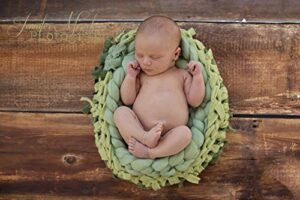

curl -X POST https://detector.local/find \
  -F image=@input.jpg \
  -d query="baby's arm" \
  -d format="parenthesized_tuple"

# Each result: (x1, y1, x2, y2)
(184, 61, 205, 107)
(120, 60, 141, 105)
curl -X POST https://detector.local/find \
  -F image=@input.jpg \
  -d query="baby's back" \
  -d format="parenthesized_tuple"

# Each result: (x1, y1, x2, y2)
(133, 67, 189, 133)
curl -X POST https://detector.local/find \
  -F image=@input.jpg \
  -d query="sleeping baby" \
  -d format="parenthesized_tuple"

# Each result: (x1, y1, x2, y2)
(114, 15, 205, 159)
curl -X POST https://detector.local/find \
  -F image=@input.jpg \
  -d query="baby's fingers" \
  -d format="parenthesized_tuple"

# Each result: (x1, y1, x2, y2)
(187, 64, 196, 72)
(187, 61, 202, 75)
(128, 60, 138, 67)
(127, 63, 134, 70)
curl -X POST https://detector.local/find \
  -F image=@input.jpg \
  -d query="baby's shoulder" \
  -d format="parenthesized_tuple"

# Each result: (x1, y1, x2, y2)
(175, 67, 190, 77)
(173, 67, 184, 73)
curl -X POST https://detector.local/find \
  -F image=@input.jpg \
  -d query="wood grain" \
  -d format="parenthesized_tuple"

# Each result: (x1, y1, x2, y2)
(1, 0, 300, 23)
(0, 112, 299, 199)
(0, 1, 299, 200)
(0, 23, 299, 114)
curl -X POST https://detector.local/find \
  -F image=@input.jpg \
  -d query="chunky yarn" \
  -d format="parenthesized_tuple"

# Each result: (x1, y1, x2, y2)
(81, 28, 230, 190)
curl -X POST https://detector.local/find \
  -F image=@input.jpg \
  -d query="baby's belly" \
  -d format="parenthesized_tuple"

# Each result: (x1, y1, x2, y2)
(133, 91, 189, 133)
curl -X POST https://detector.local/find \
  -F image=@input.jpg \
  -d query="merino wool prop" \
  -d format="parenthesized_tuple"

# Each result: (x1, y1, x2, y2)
(81, 28, 230, 190)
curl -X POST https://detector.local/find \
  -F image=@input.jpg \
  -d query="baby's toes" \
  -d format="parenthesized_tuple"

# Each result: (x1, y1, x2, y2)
(128, 144, 135, 153)
(157, 122, 163, 128)
(156, 123, 162, 130)
(160, 121, 166, 128)
(155, 126, 162, 134)
(128, 146, 134, 153)
(128, 138, 135, 147)
(158, 122, 165, 131)
(152, 124, 159, 131)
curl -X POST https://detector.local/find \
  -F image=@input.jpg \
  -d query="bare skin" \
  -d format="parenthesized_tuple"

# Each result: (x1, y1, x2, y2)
(113, 19, 205, 159)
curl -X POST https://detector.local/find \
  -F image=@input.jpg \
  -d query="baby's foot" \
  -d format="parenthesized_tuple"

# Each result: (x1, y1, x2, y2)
(128, 138, 150, 159)
(143, 122, 164, 148)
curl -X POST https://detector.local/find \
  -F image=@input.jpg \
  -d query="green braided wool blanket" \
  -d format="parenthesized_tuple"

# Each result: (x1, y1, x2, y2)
(81, 28, 230, 190)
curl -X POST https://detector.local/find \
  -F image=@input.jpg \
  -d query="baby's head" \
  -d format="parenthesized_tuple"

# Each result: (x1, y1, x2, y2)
(135, 15, 181, 76)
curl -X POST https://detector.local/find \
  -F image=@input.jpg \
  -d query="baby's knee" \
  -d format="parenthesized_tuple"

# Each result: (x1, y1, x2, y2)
(180, 126, 192, 143)
(113, 106, 129, 121)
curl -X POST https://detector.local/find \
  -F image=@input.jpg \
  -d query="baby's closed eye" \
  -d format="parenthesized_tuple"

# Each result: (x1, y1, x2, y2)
(136, 54, 143, 59)
(150, 55, 161, 60)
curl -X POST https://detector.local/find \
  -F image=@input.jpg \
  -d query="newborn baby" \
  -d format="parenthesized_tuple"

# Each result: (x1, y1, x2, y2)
(114, 15, 205, 159)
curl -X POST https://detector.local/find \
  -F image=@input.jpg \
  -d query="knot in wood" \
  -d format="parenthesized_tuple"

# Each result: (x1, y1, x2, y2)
(63, 154, 77, 165)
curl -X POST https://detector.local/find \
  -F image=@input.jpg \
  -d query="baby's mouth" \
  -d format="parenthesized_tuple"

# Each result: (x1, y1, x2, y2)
(142, 67, 152, 72)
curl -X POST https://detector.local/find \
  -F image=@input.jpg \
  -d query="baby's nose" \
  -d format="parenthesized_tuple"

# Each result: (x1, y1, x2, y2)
(143, 57, 151, 66)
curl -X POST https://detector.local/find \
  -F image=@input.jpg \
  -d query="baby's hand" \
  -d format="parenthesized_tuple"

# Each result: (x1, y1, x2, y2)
(187, 61, 202, 77)
(127, 60, 141, 78)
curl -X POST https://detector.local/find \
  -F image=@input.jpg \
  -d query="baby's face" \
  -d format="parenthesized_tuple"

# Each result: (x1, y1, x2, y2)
(135, 34, 180, 76)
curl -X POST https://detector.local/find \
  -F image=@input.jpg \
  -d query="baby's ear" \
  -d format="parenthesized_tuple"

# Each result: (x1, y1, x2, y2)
(174, 47, 181, 60)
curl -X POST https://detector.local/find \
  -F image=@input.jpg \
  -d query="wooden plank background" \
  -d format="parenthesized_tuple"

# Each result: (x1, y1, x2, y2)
(0, 0, 299, 199)
(0, 113, 299, 199)
(1, 23, 299, 114)
(1, 0, 300, 23)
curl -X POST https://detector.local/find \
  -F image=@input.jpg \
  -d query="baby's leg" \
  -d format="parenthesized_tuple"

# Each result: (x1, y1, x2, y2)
(114, 106, 163, 148)
(128, 125, 192, 159)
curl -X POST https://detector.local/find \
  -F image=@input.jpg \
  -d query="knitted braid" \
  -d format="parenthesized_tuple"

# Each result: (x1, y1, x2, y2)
(81, 28, 230, 190)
